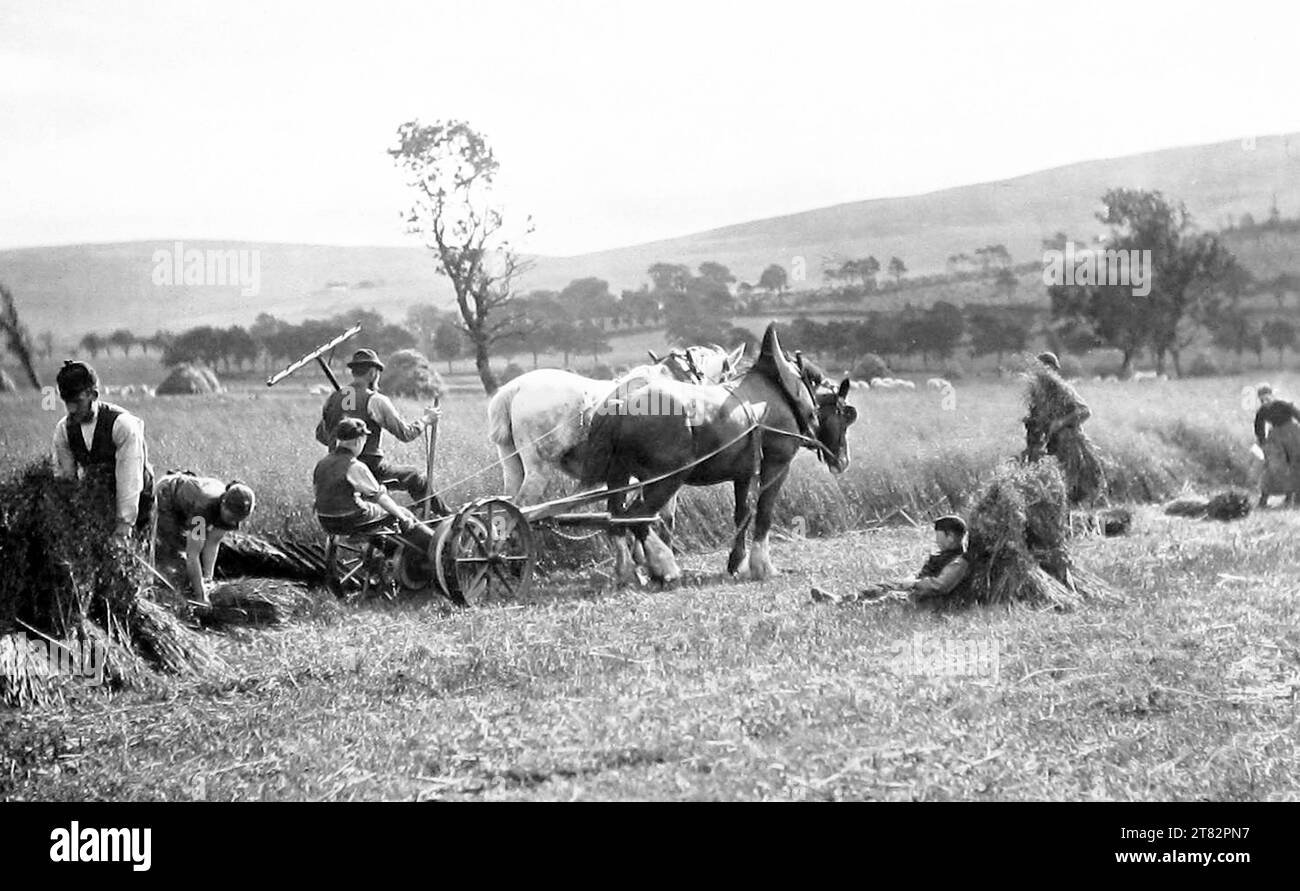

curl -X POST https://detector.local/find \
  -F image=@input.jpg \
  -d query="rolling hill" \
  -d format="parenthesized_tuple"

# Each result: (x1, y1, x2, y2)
(2, 132, 1299, 337)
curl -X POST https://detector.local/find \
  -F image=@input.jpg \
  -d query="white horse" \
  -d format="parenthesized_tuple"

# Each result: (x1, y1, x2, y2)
(487, 344, 745, 505)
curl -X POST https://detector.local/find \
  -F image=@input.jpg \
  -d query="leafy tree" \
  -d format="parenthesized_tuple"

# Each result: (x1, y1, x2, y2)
(1264, 318, 1297, 366)
(162, 326, 222, 367)
(664, 296, 729, 347)
(250, 313, 286, 369)
(922, 301, 965, 363)
(619, 287, 661, 326)
(946, 253, 974, 275)
(558, 277, 615, 320)
(78, 332, 104, 359)
(974, 244, 1011, 271)
(697, 262, 736, 288)
(758, 264, 789, 298)
(685, 274, 734, 316)
(108, 328, 137, 357)
(847, 313, 900, 360)
(846, 256, 881, 290)
(969, 307, 1029, 362)
(148, 330, 175, 357)
(1049, 190, 1237, 376)
(1049, 281, 1147, 374)
(390, 119, 532, 395)
(720, 324, 757, 354)
(328, 307, 387, 335)
(577, 319, 611, 362)
(647, 263, 691, 293)
(433, 319, 465, 373)
(404, 304, 445, 354)
(887, 256, 907, 286)
(825, 257, 880, 291)
(1045, 317, 1101, 357)
(1102, 189, 1235, 376)
(993, 267, 1018, 301)
(374, 323, 418, 357)
(221, 326, 259, 371)
(1268, 272, 1300, 309)
(547, 318, 583, 366)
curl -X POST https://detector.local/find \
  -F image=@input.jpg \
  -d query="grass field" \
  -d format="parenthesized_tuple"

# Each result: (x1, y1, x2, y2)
(2, 366, 1298, 799)
(0, 364, 1285, 547)
(2, 507, 1298, 800)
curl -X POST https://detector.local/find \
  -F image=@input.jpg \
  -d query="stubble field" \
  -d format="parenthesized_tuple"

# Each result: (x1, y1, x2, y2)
(1, 367, 1298, 800)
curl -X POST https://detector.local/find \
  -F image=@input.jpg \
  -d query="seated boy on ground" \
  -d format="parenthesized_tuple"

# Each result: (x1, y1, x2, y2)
(811, 515, 970, 607)
(313, 417, 435, 552)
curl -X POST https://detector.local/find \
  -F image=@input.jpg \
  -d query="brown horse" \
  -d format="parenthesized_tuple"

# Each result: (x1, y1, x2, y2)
(579, 323, 858, 583)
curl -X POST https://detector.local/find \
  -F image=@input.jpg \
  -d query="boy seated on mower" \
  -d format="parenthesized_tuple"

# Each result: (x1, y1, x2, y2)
(810, 515, 970, 608)
(313, 417, 435, 551)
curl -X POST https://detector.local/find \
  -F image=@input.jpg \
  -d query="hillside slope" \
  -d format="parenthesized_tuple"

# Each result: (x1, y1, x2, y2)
(2, 133, 1297, 335)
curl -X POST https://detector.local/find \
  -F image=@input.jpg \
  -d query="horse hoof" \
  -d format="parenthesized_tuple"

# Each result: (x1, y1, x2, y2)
(726, 551, 747, 575)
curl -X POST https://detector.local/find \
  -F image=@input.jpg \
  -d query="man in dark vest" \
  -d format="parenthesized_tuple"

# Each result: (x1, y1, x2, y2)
(810, 515, 970, 606)
(314, 349, 440, 504)
(52, 360, 155, 540)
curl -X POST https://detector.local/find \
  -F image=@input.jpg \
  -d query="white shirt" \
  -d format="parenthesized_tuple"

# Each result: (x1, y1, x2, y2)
(52, 401, 149, 527)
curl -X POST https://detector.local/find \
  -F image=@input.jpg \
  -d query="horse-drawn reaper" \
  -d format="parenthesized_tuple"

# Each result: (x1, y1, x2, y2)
(262, 323, 854, 604)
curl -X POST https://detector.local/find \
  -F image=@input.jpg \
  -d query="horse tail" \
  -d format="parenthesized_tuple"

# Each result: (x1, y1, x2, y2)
(487, 377, 526, 495)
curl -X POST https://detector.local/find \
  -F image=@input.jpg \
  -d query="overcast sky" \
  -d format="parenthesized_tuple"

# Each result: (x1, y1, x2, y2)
(2, 0, 1298, 256)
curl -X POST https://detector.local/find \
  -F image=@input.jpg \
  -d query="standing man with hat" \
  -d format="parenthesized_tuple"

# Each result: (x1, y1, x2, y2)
(152, 472, 257, 603)
(314, 348, 440, 505)
(1023, 351, 1104, 505)
(52, 360, 155, 540)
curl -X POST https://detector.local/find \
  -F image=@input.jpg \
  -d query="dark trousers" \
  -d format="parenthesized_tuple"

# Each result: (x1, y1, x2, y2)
(359, 455, 427, 501)
(359, 455, 449, 515)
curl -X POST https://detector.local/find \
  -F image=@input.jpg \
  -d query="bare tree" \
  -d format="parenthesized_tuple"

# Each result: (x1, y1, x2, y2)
(389, 119, 533, 395)
(0, 283, 42, 388)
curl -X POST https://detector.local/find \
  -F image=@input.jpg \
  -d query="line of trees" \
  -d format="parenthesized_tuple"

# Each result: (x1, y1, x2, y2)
(766, 302, 1035, 370)
(144, 309, 427, 373)
(75, 329, 166, 358)
(1047, 189, 1298, 376)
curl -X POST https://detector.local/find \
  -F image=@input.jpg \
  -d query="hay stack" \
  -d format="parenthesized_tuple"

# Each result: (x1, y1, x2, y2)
(157, 363, 222, 395)
(0, 632, 55, 707)
(1164, 489, 1253, 522)
(955, 459, 1121, 611)
(0, 461, 222, 705)
(382, 349, 445, 400)
(199, 579, 315, 628)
